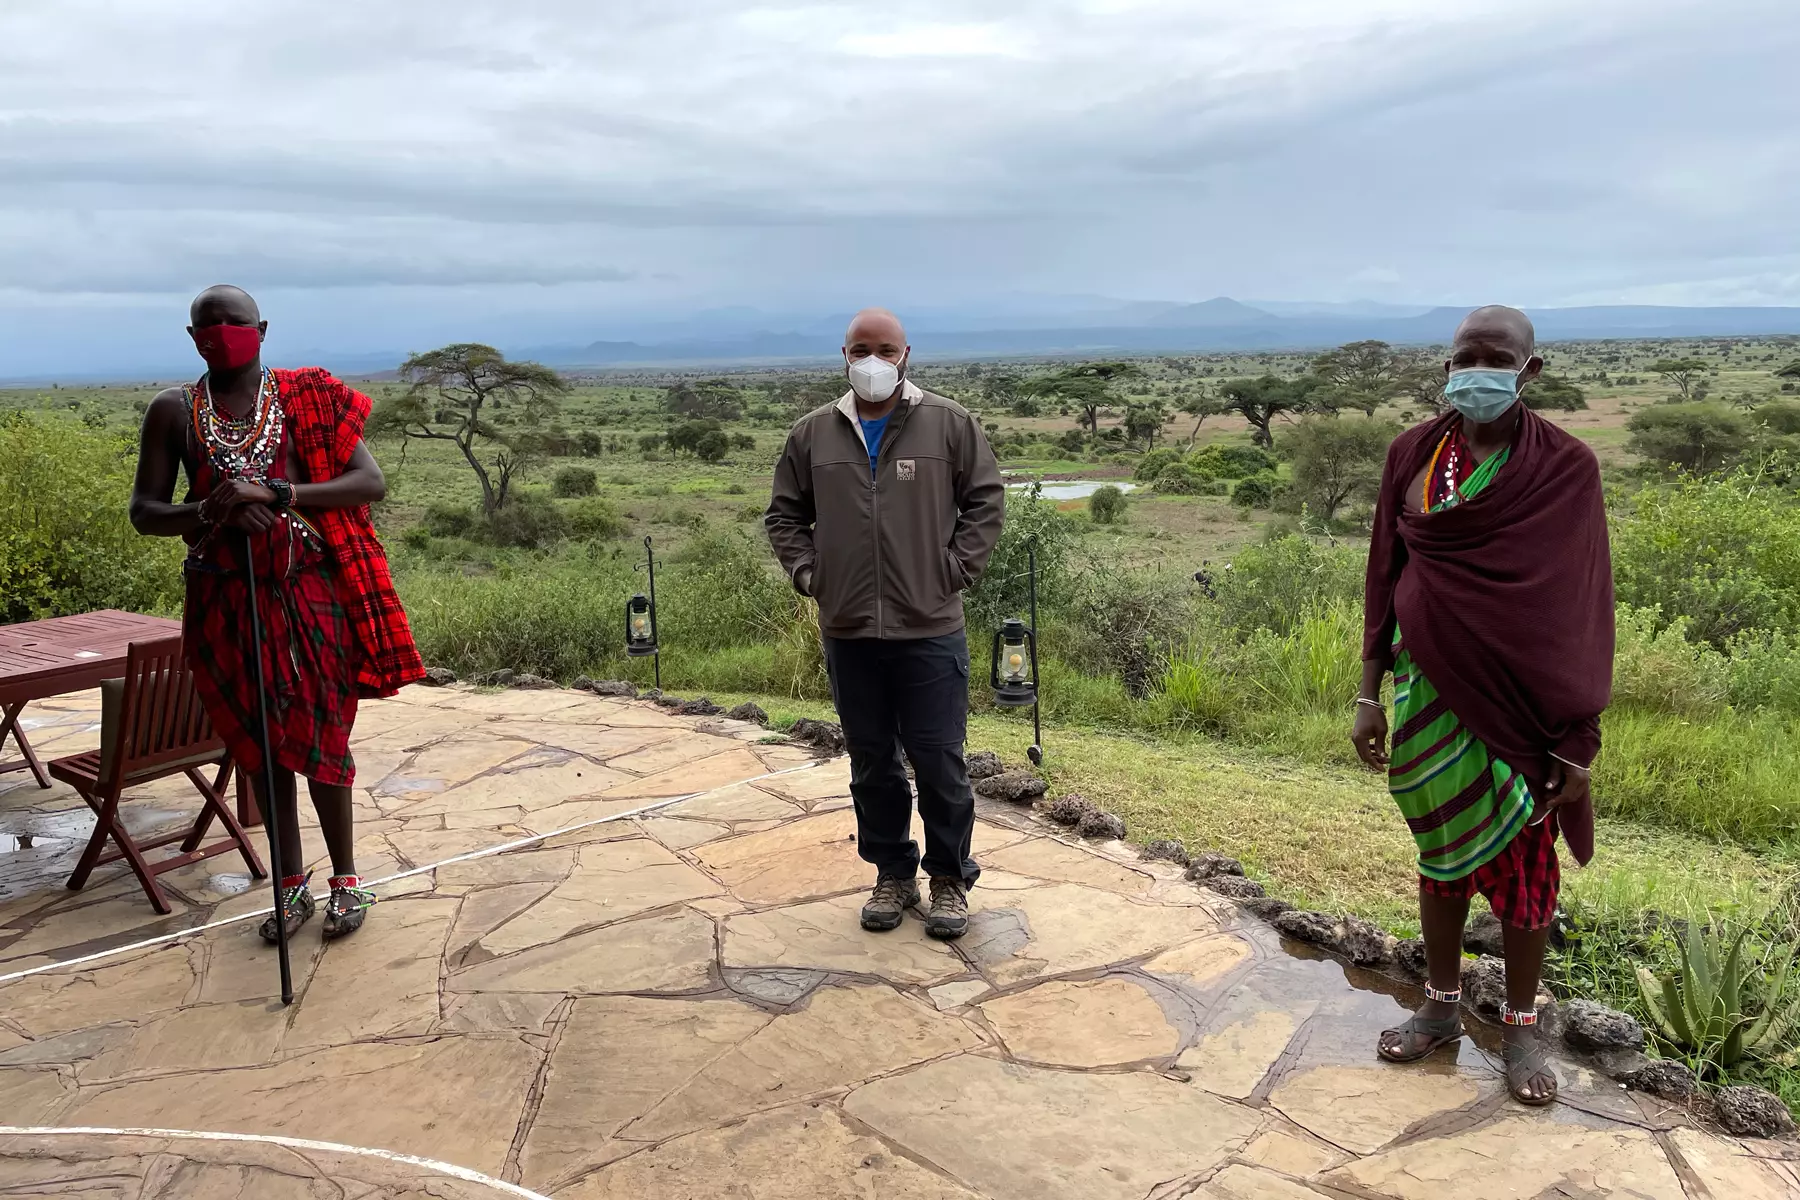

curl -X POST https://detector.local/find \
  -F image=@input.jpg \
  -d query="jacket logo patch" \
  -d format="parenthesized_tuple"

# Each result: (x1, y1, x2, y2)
(896, 459, 916, 481)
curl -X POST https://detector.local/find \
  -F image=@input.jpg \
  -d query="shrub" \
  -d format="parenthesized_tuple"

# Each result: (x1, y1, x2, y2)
(565, 496, 628, 541)
(1611, 607, 1729, 717)
(575, 430, 604, 457)
(1612, 472, 1800, 647)
(485, 491, 568, 549)
(421, 501, 478, 539)
(637, 432, 665, 455)
(551, 465, 598, 497)
(1627, 403, 1752, 474)
(731, 433, 757, 451)
(1089, 484, 1127, 524)
(0, 413, 184, 622)
(1212, 534, 1365, 638)
(1189, 444, 1275, 479)
(1231, 473, 1277, 509)
(1134, 448, 1183, 483)
(694, 430, 730, 462)
(1725, 630, 1800, 716)
(1153, 463, 1212, 494)
(964, 484, 1078, 634)
(1061, 560, 1196, 696)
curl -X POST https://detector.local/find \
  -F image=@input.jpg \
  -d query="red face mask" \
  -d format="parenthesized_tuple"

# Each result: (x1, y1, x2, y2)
(191, 323, 262, 371)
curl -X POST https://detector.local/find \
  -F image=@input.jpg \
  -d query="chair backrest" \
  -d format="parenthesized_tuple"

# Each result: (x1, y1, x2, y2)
(99, 635, 225, 788)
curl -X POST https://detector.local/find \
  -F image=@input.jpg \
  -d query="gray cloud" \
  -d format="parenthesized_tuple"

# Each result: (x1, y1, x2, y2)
(1, 0, 1797, 374)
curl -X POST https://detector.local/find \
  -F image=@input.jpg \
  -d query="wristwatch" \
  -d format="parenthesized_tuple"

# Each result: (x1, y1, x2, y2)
(268, 478, 293, 509)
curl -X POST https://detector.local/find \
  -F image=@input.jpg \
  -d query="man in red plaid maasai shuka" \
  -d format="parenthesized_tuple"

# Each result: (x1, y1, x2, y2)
(131, 285, 424, 944)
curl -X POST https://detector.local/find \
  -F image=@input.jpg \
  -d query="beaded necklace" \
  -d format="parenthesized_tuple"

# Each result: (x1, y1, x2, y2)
(1421, 427, 1470, 511)
(191, 368, 284, 481)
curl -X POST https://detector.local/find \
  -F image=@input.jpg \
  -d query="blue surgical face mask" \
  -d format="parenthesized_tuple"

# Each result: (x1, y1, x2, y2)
(1444, 359, 1530, 423)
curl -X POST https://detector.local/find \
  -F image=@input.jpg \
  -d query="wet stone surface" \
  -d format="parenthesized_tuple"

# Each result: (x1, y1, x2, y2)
(0, 682, 1788, 1197)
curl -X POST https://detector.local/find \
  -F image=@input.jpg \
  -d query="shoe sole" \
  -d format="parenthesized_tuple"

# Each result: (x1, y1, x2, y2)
(925, 921, 968, 940)
(861, 911, 906, 932)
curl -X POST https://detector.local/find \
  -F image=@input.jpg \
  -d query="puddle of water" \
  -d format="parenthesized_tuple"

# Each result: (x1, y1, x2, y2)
(1005, 479, 1138, 501)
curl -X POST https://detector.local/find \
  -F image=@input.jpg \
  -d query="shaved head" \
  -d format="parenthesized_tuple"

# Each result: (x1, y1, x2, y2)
(1452, 305, 1535, 363)
(189, 284, 261, 327)
(844, 307, 906, 353)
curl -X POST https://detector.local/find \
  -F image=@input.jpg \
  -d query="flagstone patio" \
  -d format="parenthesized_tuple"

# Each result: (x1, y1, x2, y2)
(1, 683, 1795, 1198)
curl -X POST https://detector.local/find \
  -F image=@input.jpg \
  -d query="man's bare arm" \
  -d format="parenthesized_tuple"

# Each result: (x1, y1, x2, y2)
(294, 439, 385, 509)
(202, 437, 387, 520)
(130, 389, 206, 538)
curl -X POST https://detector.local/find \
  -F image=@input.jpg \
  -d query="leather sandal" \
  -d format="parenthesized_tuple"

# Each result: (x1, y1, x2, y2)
(1502, 1005, 1558, 1106)
(1378, 1011, 1465, 1063)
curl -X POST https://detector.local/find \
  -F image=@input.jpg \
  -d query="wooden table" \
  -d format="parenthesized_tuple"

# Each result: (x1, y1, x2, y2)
(0, 610, 183, 788)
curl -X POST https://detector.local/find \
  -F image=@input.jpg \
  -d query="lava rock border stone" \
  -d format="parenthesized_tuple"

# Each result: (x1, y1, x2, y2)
(973, 771, 1048, 804)
(787, 718, 847, 755)
(965, 750, 1005, 780)
(421, 666, 457, 687)
(1041, 794, 1096, 827)
(725, 701, 769, 725)
(1712, 1084, 1797, 1138)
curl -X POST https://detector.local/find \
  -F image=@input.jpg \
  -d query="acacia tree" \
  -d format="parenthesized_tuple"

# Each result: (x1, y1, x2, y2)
(1521, 373, 1588, 411)
(1286, 415, 1399, 522)
(1309, 340, 1411, 415)
(1218, 374, 1325, 447)
(1023, 361, 1142, 436)
(1179, 388, 1225, 447)
(1121, 398, 1167, 449)
(665, 378, 743, 420)
(1651, 358, 1710, 401)
(377, 343, 569, 515)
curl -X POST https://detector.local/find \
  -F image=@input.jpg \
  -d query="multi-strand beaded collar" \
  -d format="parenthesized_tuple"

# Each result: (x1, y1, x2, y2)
(1421, 425, 1473, 511)
(190, 368, 284, 481)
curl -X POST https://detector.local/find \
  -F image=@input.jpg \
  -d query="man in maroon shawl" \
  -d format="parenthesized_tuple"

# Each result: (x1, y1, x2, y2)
(1354, 305, 1613, 1106)
(132, 285, 424, 943)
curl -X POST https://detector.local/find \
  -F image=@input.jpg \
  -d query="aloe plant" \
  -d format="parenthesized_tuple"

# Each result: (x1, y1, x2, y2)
(1637, 920, 1800, 1071)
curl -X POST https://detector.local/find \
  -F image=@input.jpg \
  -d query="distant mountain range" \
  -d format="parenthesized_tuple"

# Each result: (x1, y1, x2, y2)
(500, 299, 1800, 372)
(9, 297, 1800, 384)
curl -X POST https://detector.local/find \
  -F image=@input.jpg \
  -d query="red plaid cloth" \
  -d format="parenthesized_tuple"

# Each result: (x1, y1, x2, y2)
(1419, 815, 1561, 930)
(183, 420, 358, 786)
(275, 368, 424, 698)
(186, 546, 358, 786)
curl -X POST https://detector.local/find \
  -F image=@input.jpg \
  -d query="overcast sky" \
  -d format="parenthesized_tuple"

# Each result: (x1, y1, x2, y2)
(3, 0, 1797, 375)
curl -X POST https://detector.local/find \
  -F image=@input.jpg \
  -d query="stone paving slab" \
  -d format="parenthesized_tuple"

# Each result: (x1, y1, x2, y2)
(1, 682, 1793, 1197)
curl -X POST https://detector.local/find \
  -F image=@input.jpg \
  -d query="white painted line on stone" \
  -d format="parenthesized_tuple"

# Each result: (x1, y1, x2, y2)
(0, 756, 828, 984)
(0, 1125, 552, 1199)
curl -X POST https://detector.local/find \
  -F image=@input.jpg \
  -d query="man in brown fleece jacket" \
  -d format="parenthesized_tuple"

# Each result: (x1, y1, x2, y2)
(765, 308, 1005, 938)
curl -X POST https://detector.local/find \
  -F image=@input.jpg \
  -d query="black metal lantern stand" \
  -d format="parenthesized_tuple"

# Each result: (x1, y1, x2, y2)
(627, 535, 661, 689)
(989, 543, 1044, 766)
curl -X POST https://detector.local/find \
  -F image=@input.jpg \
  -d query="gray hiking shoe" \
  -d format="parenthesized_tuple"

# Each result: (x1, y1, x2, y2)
(861, 876, 920, 932)
(925, 877, 970, 940)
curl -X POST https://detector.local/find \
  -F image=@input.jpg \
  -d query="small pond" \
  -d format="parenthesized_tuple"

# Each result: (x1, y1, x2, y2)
(1005, 479, 1137, 501)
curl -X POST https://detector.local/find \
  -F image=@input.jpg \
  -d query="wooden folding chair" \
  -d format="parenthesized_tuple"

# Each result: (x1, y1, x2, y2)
(49, 635, 267, 914)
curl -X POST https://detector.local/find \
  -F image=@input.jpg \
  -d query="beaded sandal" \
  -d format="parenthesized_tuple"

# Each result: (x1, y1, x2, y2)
(1501, 1005, 1558, 1106)
(259, 873, 316, 944)
(1378, 983, 1466, 1063)
(322, 876, 377, 939)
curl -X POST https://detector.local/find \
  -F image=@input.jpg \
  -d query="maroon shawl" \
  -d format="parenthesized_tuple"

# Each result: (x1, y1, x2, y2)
(1363, 408, 1614, 865)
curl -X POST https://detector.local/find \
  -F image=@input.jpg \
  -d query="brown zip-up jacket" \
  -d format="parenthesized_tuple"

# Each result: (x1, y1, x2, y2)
(765, 382, 1005, 640)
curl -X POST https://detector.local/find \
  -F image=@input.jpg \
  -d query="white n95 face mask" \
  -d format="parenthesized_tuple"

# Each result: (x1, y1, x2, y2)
(848, 355, 901, 404)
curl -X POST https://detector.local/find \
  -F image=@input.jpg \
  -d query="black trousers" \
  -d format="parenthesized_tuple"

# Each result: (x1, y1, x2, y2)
(822, 631, 980, 886)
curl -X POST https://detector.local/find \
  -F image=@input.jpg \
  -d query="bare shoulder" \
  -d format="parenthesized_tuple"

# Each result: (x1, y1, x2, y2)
(142, 386, 189, 429)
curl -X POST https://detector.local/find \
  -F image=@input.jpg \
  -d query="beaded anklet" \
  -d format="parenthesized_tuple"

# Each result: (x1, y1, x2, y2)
(1501, 1004, 1538, 1027)
(1424, 983, 1463, 1004)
